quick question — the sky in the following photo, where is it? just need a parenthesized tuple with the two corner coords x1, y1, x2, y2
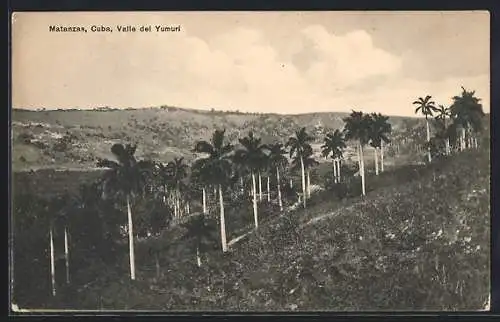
(11, 11, 490, 117)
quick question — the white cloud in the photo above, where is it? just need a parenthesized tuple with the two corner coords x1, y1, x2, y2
(12, 17, 489, 117)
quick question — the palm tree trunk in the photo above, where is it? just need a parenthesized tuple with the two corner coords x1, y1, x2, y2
(461, 128, 466, 151)
(381, 142, 385, 172)
(307, 170, 311, 198)
(172, 193, 177, 219)
(187, 202, 190, 215)
(338, 159, 342, 182)
(252, 172, 258, 228)
(446, 138, 451, 155)
(219, 185, 228, 253)
(426, 119, 432, 163)
(333, 159, 337, 183)
(240, 177, 244, 193)
(196, 245, 202, 267)
(360, 143, 366, 196)
(126, 194, 136, 280)
(300, 156, 306, 209)
(258, 172, 263, 202)
(290, 179, 293, 188)
(177, 190, 182, 217)
(49, 226, 56, 296)
(64, 226, 70, 284)
(155, 252, 160, 279)
(267, 176, 271, 202)
(277, 167, 283, 212)
(202, 187, 207, 214)
(374, 147, 379, 175)
(357, 144, 362, 175)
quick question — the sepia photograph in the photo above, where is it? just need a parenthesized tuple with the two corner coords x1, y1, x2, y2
(10, 11, 490, 312)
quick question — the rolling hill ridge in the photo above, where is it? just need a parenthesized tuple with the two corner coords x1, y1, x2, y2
(11, 106, 429, 171)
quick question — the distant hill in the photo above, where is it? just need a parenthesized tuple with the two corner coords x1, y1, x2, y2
(10, 106, 433, 171)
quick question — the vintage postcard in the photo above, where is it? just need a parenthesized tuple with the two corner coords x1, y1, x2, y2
(10, 11, 490, 312)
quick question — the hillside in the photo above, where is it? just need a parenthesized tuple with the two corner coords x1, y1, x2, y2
(11, 107, 422, 171)
(24, 148, 489, 311)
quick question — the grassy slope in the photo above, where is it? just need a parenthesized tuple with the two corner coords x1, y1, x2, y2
(45, 148, 489, 311)
(11, 107, 419, 171)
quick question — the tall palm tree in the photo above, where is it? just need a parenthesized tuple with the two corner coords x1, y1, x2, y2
(234, 131, 267, 229)
(435, 104, 452, 155)
(368, 113, 392, 175)
(449, 87, 485, 151)
(299, 145, 319, 198)
(267, 142, 288, 211)
(286, 127, 314, 209)
(343, 111, 372, 196)
(97, 143, 148, 280)
(180, 213, 219, 267)
(413, 95, 438, 162)
(191, 158, 211, 215)
(262, 153, 273, 203)
(193, 129, 234, 253)
(53, 195, 74, 286)
(321, 129, 346, 183)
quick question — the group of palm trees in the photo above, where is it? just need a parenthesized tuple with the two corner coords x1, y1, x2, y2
(413, 87, 485, 163)
(91, 110, 395, 281)
(42, 86, 485, 289)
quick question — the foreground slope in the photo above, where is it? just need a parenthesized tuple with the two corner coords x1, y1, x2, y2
(43, 149, 489, 311)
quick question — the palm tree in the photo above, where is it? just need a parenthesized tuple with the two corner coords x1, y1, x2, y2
(54, 195, 74, 285)
(321, 129, 346, 183)
(180, 213, 219, 267)
(193, 129, 234, 253)
(42, 199, 58, 296)
(449, 87, 485, 151)
(286, 127, 314, 209)
(368, 113, 392, 175)
(413, 95, 438, 162)
(165, 157, 188, 220)
(343, 111, 372, 196)
(191, 157, 217, 216)
(267, 142, 288, 211)
(435, 104, 452, 155)
(97, 143, 148, 280)
(234, 131, 267, 229)
(301, 145, 319, 198)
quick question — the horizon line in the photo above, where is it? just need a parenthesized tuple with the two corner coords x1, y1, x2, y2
(11, 105, 438, 119)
